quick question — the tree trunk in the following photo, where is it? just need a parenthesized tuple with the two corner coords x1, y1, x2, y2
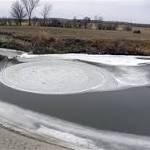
(43, 18, 46, 26)
(29, 17, 31, 26)
(19, 19, 22, 26)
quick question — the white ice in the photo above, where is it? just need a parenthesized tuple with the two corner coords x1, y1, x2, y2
(0, 53, 150, 94)
(0, 59, 118, 94)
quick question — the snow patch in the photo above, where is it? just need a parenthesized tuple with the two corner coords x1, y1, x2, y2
(19, 53, 150, 66)
(0, 100, 150, 149)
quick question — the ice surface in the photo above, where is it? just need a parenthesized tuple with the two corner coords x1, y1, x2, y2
(0, 59, 118, 94)
(0, 53, 150, 94)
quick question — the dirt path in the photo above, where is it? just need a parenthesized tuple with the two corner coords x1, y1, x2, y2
(0, 127, 69, 150)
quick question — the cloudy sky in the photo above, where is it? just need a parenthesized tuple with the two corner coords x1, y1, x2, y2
(0, 0, 149, 24)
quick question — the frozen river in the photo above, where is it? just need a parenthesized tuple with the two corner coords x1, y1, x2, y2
(0, 49, 150, 149)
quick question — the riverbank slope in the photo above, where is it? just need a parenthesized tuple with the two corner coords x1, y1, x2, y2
(0, 26, 150, 55)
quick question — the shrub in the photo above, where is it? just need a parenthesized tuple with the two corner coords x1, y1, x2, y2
(133, 30, 141, 34)
(31, 31, 50, 47)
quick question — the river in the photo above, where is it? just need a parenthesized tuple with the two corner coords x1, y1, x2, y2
(0, 49, 150, 149)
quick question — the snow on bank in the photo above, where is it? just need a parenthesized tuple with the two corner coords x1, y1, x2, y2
(0, 100, 150, 150)
(19, 53, 150, 66)
(0, 48, 23, 59)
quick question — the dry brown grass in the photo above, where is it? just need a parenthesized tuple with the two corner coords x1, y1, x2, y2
(1, 26, 150, 41)
(0, 26, 150, 55)
(31, 31, 50, 46)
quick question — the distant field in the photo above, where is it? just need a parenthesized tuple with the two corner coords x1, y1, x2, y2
(0, 26, 150, 40)
(0, 26, 150, 55)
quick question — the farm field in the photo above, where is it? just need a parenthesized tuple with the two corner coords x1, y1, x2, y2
(1, 26, 150, 40)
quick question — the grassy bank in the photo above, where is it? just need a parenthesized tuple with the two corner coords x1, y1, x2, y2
(0, 26, 150, 55)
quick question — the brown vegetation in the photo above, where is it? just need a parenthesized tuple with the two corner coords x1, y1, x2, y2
(0, 26, 150, 55)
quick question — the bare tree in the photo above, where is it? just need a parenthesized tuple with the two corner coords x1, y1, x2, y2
(94, 16, 103, 30)
(73, 16, 78, 28)
(41, 3, 51, 26)
(21, 0, 40, 26)
(83, 17, 91, 29)
(11, 1, 26, 26)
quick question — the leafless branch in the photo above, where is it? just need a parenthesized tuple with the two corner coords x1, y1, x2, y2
(21, 0, 40, 25)
(41, 3, 52, 26)
(11, 1, 26, 26)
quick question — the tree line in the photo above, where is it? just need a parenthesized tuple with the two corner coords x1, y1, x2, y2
(0, 0, 132, 32)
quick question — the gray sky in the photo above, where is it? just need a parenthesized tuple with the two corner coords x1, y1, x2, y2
(0, 0, 149, 24)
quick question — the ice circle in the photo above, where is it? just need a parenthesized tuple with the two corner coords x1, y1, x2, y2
(0, 59, 117, 94)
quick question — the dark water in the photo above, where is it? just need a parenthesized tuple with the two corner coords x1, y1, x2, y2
(0, 82, 150, 137)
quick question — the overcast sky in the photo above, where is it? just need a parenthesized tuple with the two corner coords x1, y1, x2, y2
(0, 0, 149, 24)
